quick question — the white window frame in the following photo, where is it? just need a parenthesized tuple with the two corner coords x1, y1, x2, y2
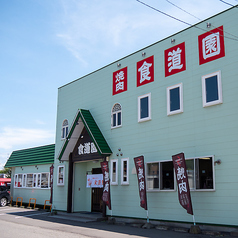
(41, 172, 50, 189)
(14, 174, 18, 188)
(37, 173, 41, 188)
(138, 93, 151, 122)
(26, 173, 33, 188)
(61, 119, 69, 139)
(202, 70, 222, 107)
(185, 156, 215, 191)
(121, 158, 129, 185)
(23, 174, 27, 188)
(57, 165, 65, 186)
(146, 160, 176, 192)
(110, 159, 118, 185)
(167, 83, 183, 116)
(111, 103, 122, 129)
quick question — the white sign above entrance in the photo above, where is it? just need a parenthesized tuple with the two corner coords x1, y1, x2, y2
(78, 142, 97, 155)
(86, 174, 103, 188)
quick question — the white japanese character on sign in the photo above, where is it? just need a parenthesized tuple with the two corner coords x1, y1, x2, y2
(116, 81, 124, 92)
(78, 144, 84, 155)
(84, 142, 90, 154)
(91, 143, 97, 153)
(168, 47, 183, 72)
(177, 167, 186, 180)
(104, 171, 109, 182)
(138, 61, 152, 83)
(179, 181, 187, 194)
(104, 183, 109, 192)
(115, 71, 124, 82)
(139, 181, 144, 191)
(138, 167, 144, 180)
(202, 32, 220, 59)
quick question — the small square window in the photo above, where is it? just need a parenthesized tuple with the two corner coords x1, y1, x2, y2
(138, 93, 151, 122)
(202, 71, 222, 107)
(167, 83, 183, 115)
(121, 158, 129, 185)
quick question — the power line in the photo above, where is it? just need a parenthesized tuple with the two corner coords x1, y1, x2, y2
(165, 0, 201, 21)
(165, 0, 238, 40)
(219, 0, 235, 7)
(136, 0, 238, 41)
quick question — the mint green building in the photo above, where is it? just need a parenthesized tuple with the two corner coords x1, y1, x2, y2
(53, 6, 238, 227)
(5, 144, 55, 206)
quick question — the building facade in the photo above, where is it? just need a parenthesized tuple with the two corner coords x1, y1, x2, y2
(53, 6, 238, 226)
(5, 144, 55, 205)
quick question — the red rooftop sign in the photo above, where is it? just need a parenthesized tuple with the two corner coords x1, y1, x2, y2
(198, 26, 225, 65)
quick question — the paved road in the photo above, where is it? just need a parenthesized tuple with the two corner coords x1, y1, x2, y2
(0, 206, 233, 238)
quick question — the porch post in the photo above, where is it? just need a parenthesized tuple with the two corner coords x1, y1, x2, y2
(67, 153, 73, 213)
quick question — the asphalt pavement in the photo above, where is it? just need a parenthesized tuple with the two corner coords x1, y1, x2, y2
(0, 206, 237, 238)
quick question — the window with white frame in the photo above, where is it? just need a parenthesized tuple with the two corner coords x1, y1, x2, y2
(167, 83, 183, 115)
(14, 174, 18, 188)
(121, 158, 129, 185)
(14, 173, 50, 188)
(61, 119, 69, 139)
(202, 71, 222, 107)
(110, 159, 118, 185)
(147, 161, 175, 191)
(26, 174, 33, 187)
(186, 156, 214, 190)
(57, 165, 65, 186)
(41, 173, 50, 188)
(138, 93, 151, 122)
(111, 103, 122, 129)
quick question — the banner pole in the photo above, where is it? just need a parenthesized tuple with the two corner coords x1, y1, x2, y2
(147, 210, 149, 223)
(193, 215, 196, 225)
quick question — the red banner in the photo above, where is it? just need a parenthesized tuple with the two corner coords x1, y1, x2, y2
(134, 156, 147, 210)
(172, 153, 193, 215)
(50, 164, 54, 204)
(101, 161, 111, 210)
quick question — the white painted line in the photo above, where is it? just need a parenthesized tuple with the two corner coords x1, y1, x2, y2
(15, 212, 49, 219)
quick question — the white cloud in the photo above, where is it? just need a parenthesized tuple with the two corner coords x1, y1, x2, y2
(0, 127, 55, 150)
(55, 0, 232, 72)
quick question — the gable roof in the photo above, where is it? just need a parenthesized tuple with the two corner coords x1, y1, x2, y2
(57, 109, 112, 161)
(5, 144, 55, 168)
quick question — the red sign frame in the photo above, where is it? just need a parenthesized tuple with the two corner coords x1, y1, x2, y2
(137, 55, 154, 87)
(198, 26, 225, 65)
(164, 42, 186, 77)
(112, 67, 128, 95)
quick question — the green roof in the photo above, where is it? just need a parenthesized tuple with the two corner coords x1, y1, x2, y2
(5, 144, 55, 168)
(57, 109, 112, 160)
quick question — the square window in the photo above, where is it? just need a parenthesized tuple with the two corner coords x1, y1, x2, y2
(167, 83, 183, 115)
(185, 156, 214, 191)
(121, 158, 129, 185)
(202, 71, 222, 107)
(146, 161, 175, 191)
(138, 93, 151, 122)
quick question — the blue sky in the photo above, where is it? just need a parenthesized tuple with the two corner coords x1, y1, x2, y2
(0, 0, 237, 168)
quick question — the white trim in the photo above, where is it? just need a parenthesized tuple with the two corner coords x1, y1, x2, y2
(202, 70, 222, 107)
(121, 158, 129, 185)
(57, 165, 65, 186)
(167, 83, 183, 116)
(110, 159, 118, 185)
(138, 93, 151, 122)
